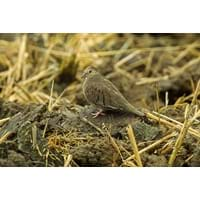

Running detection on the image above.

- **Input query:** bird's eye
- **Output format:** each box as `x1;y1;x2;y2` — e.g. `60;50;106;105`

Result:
88;70;92;73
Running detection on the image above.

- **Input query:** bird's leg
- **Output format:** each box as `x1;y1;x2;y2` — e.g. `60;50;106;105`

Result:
91;108;105;118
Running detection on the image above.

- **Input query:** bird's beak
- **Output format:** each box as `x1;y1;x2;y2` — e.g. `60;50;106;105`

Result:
81;72;86;79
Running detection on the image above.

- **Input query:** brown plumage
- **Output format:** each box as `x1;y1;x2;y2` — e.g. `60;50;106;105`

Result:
81;66;145;117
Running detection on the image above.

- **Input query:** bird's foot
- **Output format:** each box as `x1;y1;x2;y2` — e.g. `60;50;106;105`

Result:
91;109;105;118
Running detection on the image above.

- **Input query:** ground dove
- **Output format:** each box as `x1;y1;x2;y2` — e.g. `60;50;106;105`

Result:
81;66;145;117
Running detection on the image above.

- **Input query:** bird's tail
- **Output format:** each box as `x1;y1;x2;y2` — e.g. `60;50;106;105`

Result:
127;104;145;117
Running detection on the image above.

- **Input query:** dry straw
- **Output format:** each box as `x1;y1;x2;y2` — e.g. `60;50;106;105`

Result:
0;34;200;166
126;124;143;167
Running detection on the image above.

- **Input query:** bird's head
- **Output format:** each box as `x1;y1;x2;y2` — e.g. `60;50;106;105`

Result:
81;66;98;80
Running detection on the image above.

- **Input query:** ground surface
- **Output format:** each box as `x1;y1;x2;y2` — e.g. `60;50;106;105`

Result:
0;33;200;166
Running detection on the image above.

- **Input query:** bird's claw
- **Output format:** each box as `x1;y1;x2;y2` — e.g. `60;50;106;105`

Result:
91;110;105;118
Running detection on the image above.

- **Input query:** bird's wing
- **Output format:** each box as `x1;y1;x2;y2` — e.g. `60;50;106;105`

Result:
93;78;130;111
103;78;121;93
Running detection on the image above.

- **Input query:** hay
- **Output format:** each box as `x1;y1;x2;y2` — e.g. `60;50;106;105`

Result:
0;33;200;167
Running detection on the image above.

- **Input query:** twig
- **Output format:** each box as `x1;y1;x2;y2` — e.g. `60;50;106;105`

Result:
173;41;199;64
0;117;10;126
81;117;105;136
191;80;200;106
115;50;141;68
145;50;154;75
64;154;73;167
42;119;49;138
125;132;176;161
146;112;200;138
106;132;124;161
0;131;13;144
30;43;200;58
113;50;141;80
168;80;200;166
136;57;200;86
126;124;143;167
32;124;37;149
168;108;191;166
48;80;54;112
16;34;27;81
51;87;70;110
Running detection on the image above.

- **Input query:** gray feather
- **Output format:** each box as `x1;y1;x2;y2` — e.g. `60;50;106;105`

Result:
82;69;144;117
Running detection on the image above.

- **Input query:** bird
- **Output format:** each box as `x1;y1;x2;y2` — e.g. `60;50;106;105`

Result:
81;66;145;118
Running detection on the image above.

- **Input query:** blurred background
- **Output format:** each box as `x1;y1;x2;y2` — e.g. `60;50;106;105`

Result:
0;33;200;109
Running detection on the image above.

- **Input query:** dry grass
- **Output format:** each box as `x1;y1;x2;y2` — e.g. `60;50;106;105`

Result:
126;124;143;166
0;33;200;166
168;80;200;166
